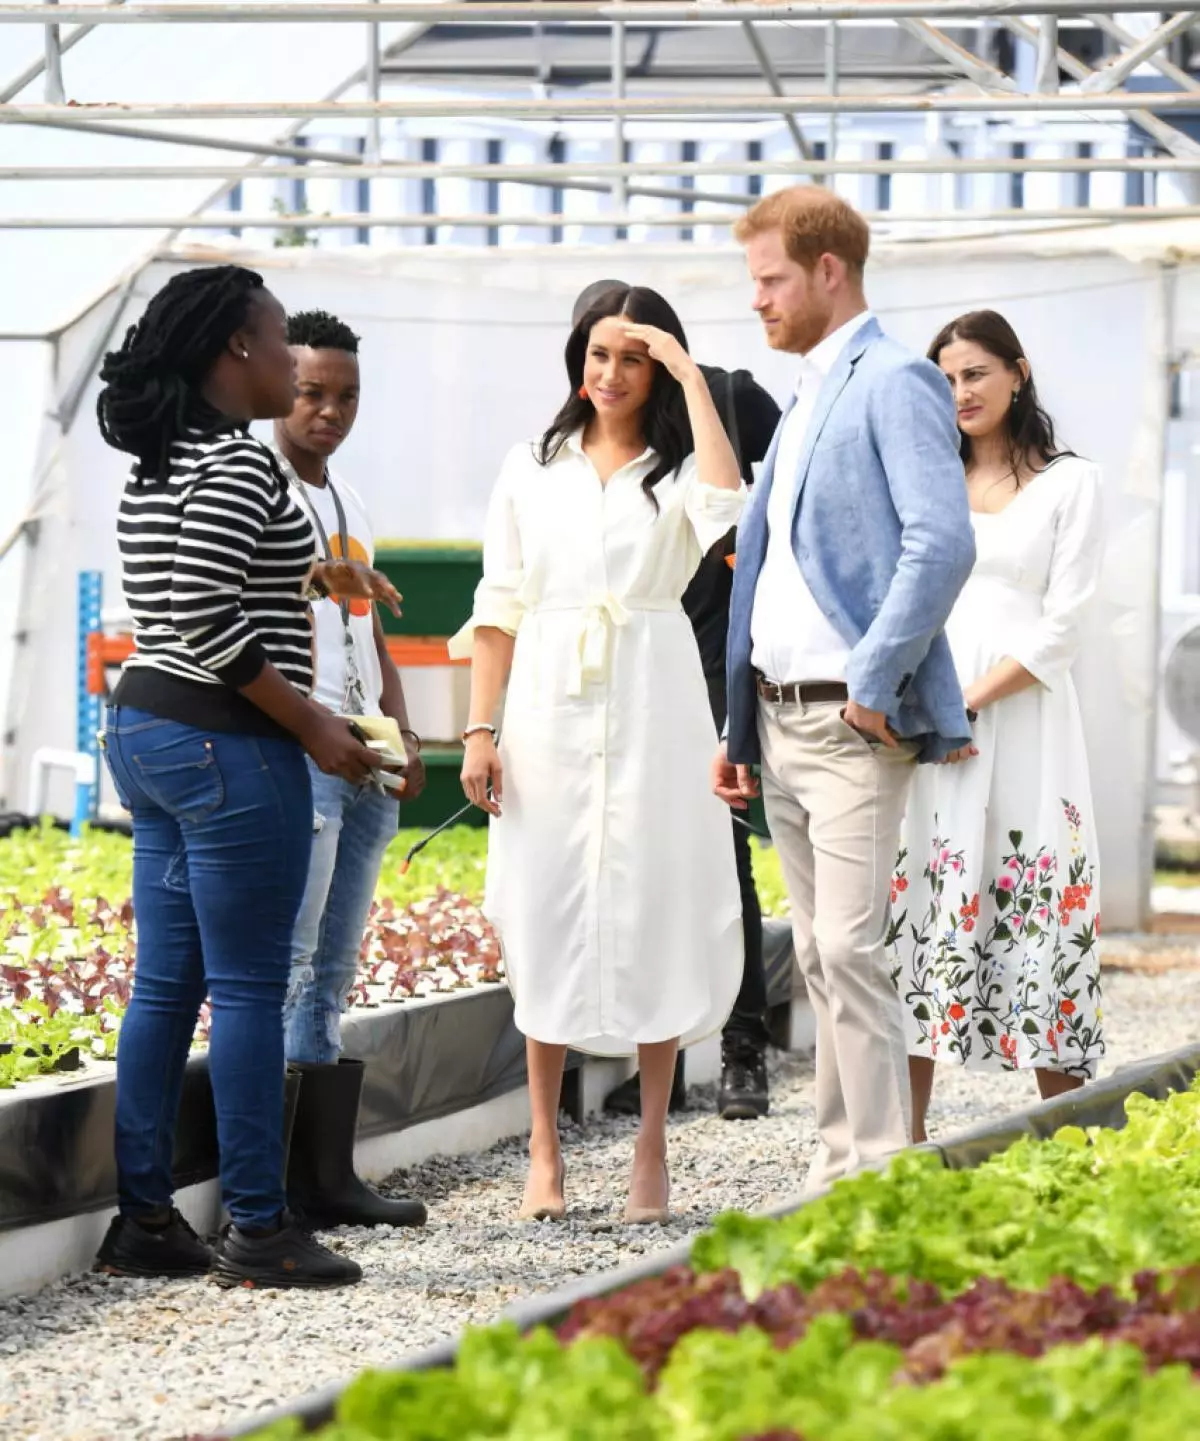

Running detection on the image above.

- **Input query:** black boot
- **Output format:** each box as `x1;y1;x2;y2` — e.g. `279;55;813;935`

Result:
286;1059;427;1229
210;1211;362;1290
718;1036;769;1120
602;1053;687;1117
94;1208;213;1279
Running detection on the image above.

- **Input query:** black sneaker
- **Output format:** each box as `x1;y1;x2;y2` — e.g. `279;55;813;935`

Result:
719;1038;770;1121
93;1209;213;1279
209;1213;362;1290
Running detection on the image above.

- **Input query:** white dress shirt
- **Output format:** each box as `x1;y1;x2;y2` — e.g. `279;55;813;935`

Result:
750;311;873;685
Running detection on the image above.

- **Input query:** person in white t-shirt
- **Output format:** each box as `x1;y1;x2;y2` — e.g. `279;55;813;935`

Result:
274;309;427;1229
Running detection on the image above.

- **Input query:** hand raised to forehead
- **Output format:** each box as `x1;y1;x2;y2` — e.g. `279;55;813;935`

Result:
621;323;697;385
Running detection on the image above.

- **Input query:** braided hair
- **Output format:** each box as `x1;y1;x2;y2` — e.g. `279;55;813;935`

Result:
97;265;266;483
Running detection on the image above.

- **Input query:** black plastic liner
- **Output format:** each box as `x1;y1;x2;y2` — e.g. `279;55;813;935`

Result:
762;917;795;1009
343;987;526;1142
220;1042;1200;1439
0;986;527;1233
933;1041;1200;1171
0;1053;218;1233
1;925;800;1237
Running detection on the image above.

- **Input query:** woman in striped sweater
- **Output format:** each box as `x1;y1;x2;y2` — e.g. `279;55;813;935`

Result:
94;265;388;1291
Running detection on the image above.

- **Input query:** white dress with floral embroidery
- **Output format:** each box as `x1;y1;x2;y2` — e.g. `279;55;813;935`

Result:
887;454;1104;1077
449;434;746;1057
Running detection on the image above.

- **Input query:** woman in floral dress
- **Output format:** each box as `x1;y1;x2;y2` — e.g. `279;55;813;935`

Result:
888;310;1103;1141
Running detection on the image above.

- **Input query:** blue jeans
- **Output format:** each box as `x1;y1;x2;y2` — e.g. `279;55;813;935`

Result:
284;761;399;1065
103;707;312;1229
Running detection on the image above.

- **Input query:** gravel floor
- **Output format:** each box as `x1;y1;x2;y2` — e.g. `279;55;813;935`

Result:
2;964;1199;1441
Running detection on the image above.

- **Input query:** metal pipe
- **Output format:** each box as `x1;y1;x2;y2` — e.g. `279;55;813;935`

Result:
611;18;626;216
7;156;1200;180
18;115;365;164
899;18;1017;91
825;21;839;167
0;0;128;105
0;1;1179;22
9;205;1200;229
1086;12;1200;93
158;19;432;263
1080;11;1198;96
1035;16;1060;93
1001;14;1200;160
5;89;1200;122
740;20;814;163
365;0;381;165
42;0;65;103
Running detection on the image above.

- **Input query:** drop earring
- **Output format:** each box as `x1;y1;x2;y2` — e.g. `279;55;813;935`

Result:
578;385;589;400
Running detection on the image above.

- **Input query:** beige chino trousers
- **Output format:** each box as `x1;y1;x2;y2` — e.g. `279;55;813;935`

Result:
758;697;917;1192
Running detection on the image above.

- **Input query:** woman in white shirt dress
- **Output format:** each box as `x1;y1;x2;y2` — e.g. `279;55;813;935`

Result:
451;285;745;1224
888;310;1103;1142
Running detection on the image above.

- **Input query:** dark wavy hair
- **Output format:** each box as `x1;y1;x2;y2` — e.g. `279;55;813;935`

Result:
928;309;1070;487
538;285;693;509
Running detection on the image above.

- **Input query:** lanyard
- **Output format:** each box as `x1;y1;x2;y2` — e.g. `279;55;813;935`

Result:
287;462;368;714
294;471;352;628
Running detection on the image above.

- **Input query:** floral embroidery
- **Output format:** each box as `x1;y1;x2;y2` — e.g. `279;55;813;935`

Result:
888;799;1103;1076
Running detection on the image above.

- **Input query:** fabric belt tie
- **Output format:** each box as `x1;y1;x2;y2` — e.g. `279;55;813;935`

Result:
532;595;680;697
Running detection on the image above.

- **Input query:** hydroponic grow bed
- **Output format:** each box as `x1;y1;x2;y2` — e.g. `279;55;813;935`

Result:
218;1044;1200;1441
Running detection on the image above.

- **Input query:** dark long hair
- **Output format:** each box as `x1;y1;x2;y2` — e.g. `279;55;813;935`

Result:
97;265;265;483
538;284;693;508
928;309;1069;486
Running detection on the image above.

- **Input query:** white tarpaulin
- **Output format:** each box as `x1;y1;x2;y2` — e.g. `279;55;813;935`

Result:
2;222;1187;929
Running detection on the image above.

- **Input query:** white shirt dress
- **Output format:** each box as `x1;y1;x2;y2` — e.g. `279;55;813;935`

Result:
449;432;746;1056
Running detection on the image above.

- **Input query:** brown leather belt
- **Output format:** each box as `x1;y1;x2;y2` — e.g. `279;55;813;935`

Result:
755;674;849;706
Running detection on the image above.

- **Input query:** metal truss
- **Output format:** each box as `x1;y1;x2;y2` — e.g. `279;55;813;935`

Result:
0;2;1186;21
6;205;1200;231
1;1;1198;232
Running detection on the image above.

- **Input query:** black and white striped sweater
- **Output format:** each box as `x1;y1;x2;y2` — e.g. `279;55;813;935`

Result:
111;423;318;736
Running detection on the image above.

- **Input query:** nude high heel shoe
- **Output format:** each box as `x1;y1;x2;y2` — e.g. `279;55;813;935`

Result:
518;1157;566;1222
623;1160;670;1226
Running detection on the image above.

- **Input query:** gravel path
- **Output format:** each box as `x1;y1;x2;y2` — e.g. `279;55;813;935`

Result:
1;964;1199;1441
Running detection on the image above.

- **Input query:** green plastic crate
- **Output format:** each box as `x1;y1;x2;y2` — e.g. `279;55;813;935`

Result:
374;542;482;638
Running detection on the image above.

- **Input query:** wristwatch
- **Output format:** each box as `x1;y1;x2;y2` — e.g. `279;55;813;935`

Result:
966;708;979;724
462;723;497;743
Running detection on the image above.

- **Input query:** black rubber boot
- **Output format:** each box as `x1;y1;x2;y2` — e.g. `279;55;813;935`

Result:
718;1036;770;1120
602;1053;687;1117
93;1208;213;1279
210;1212;362;1290
286;1059;427;1229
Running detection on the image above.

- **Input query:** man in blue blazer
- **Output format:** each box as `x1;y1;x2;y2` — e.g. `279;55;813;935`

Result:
712;186;976;1191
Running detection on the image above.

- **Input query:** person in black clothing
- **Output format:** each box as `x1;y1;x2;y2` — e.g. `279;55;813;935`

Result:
570;281;782;1120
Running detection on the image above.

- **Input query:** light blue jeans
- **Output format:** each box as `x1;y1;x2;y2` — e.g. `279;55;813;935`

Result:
284;761;399;1064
